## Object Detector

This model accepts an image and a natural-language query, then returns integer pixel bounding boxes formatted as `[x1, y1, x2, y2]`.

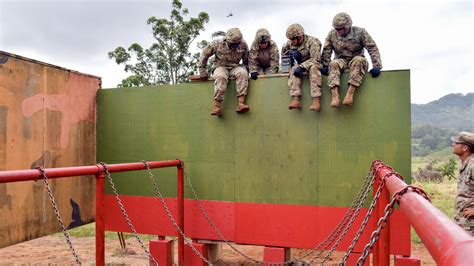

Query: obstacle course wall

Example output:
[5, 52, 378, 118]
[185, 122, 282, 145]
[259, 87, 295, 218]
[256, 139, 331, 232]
[98, 70, 411, 253]
[0, 51, 100, 248]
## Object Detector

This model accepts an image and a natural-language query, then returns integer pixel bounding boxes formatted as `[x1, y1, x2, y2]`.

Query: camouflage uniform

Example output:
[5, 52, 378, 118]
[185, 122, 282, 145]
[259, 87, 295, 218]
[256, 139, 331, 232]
[199, 28, 249, 101]
[281, 25, 322, 98]
[249, 28, 279, 75]
[321, 13, 382, 88]
[454, 154, 474, 235]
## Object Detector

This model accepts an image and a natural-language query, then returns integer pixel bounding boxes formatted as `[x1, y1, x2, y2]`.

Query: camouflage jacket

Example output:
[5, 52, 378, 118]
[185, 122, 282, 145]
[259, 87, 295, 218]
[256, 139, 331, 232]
[281, 34, 322, 70]
[198, 39, 249, 74]
[456, 154, 474, 215]
[249, 40, 279, 73]
[321, 26, 382, 69]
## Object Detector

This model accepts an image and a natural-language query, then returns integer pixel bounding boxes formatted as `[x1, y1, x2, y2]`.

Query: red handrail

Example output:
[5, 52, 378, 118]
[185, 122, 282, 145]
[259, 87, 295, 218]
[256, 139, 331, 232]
[0, 160, 184, 266]
[372, 160, 474, 266]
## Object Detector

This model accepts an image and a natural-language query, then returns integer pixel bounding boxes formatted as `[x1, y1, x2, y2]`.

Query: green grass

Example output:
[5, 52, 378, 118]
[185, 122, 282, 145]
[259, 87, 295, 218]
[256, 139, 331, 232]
[54, 223, 155, 241]
[409, 178, 457, 244]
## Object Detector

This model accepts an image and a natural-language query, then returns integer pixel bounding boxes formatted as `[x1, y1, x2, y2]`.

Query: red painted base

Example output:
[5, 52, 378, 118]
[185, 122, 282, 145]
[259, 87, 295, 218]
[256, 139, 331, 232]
[263, 246, 290, 264]
[149, 239, 173, 266]
[104, 195, 411, 255]
[394, 255, 421, 266]
[184, 242, 208, 266]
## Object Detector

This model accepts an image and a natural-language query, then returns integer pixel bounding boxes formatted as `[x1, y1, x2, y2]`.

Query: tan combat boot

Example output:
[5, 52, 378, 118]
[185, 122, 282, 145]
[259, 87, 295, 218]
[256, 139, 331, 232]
[330, 87, 340, 107]
[309, 97, 321, 111]
[342, 85, 357, 106]
[288, 96, 302, 109]
[236, 95, 250, 113]
[210, 100, 222, 116]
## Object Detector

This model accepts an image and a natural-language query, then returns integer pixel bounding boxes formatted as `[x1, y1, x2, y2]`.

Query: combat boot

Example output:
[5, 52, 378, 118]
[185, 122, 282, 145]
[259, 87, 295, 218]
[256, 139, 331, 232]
[236, 95, 250, 113]
[309, 97, 321, 111]
[288, 96, 302, 109]
[342, 85, 357, 106]
[330, 87, 340, 107]
[211, 100, 222, 116]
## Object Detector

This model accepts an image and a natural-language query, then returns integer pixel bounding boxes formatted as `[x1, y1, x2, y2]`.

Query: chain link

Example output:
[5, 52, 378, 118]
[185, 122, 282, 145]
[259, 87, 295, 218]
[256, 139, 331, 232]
[98, 162, 159, 266]
[339, 172, 390, 265]
[37, 167, 81, 265]
[142, 161, 213, 265]
[316, 167, 377, 264]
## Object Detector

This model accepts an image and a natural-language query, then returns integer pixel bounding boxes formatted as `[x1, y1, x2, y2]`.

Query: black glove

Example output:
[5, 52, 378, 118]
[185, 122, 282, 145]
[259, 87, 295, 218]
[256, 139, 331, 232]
[293, 66, 304, 77]
[369, 67, 381, 78]
[290, 50, 303, 64]
[321, 66, 329, 76]
[250, 72, 258, 80]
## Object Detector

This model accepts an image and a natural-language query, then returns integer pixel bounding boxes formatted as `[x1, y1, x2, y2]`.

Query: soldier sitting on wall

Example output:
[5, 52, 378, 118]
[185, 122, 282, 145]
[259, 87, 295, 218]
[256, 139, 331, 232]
[198, 28, 250, 117]
[249, 28, 280, 79]
[321, 12, 382, 107]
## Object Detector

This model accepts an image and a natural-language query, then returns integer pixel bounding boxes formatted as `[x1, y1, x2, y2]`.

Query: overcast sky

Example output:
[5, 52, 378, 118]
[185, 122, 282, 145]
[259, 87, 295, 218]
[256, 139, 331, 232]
[1, 0, 472, 104]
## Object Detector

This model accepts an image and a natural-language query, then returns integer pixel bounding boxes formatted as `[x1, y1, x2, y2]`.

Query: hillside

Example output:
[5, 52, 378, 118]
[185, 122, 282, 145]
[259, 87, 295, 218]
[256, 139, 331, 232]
[412, 93, 473, 131]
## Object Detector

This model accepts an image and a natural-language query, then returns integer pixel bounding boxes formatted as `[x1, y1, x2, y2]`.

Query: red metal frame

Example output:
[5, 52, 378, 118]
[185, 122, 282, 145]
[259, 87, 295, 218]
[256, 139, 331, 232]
[372, 160, 474, 266]
[0, 159, 184, 266]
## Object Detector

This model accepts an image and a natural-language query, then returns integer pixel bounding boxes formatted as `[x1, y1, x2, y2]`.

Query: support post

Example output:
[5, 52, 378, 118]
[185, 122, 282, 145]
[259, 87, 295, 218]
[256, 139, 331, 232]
[177, 162, 184, 266]
[95, 172, 105, 266]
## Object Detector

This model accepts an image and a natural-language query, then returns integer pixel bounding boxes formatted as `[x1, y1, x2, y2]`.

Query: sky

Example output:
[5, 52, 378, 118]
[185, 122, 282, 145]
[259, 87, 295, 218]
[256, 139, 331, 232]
[0, 0, 472, 104]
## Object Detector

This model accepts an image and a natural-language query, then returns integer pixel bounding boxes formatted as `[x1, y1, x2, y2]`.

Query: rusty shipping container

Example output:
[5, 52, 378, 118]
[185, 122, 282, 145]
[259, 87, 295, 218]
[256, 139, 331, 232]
[0, 51, 100, 248]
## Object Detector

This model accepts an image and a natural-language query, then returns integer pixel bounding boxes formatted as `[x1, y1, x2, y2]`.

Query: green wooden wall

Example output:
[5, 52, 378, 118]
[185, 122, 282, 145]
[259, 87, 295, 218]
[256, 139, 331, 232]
[97, 70, 410, 207]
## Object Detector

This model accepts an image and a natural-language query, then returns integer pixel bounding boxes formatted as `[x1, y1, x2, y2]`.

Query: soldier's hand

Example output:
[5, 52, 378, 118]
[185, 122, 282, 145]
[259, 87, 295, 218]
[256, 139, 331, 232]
[321, 66, 329, 76]
[290, 50, 303, 64]
[293, 66, 304, 77]
[369, 68, 381, 78]
[462, 207, 474, 218]
[200, 72, 209, 80]
[250, 72, 259, 80]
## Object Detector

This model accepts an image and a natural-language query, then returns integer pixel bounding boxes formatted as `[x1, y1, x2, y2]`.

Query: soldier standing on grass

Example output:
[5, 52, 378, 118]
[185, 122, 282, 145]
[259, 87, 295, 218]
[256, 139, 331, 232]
[451, 131, 474, 235]
[281, 23, 323, 111]
[320, 12, 382, 107]
[249, 28, 280, 79]
[199, 28, 250, 116]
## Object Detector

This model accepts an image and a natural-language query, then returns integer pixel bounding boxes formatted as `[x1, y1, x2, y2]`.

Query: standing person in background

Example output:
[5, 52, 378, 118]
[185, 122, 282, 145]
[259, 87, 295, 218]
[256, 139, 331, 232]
[451, 131, 474, 235]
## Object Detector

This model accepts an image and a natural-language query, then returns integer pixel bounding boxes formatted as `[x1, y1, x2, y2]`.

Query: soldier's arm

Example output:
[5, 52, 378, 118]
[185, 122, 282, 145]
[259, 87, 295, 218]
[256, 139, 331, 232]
[321, 32, 333, 67]
[363, 29, 382, 69]
[248, 42, 258, 73]
[198, 42, 215, 74]
[300, 38, 322, 70]
[281, 42, 290, 56]
[242, 42, 249, 69]
[269, 41, 280, 73]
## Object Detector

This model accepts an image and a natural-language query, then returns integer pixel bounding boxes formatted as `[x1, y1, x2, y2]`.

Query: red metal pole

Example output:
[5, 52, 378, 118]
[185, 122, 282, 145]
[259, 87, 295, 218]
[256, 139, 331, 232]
[177, 162, 185, 266]
[372, 177, 380, 264]
[0, 160, 182, 183]
[377, 183, 390, 266]
[374, 162, 474, 266]
[95, 171, 105, 266]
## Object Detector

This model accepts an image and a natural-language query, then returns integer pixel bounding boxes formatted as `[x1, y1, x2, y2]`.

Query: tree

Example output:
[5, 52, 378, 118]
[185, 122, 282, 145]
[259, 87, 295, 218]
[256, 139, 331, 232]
[437, 157, 457, 181]
[108, 0, 209, 87]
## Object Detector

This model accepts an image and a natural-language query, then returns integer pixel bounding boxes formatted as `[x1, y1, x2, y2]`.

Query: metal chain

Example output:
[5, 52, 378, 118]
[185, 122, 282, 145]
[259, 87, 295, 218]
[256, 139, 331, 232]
[339, 172, 391, 265]
[142, 161, 213, 265]
[98, 162, 159, 266]
[36, 167, 81, 265]
[316, 167, 377, 264]
[355, 184, 430, 265]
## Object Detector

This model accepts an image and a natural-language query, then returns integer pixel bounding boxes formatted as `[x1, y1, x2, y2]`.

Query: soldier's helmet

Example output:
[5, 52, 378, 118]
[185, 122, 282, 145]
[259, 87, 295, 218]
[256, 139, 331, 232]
[286, 23, 305, 39]
[225, 28, 243, 43]
[333, 12, 352, 29]
[255, 28, 271, 43]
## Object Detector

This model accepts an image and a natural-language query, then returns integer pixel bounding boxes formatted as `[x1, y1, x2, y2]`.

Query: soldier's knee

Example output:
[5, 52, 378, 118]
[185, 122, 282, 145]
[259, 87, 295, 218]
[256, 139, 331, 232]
[329, 61, 339, 68]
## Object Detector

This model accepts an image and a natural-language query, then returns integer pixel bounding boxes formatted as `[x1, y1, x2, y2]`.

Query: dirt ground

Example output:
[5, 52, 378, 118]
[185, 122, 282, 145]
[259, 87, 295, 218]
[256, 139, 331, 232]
[0, 235, 435, 265]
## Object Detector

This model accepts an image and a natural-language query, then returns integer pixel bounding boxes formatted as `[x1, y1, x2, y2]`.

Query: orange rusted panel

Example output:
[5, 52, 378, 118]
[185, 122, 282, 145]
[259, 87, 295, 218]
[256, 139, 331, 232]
[0, 51, 100, 248]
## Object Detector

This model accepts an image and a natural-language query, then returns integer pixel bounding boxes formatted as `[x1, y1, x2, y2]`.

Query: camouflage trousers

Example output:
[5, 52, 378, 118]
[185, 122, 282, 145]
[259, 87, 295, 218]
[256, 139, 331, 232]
[255, 66, 274, 75]
[288, 65, 322, 98]
[455, 212, 474, 235]
[212, 66, 248, 101]
[328, 56, 368, 88]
